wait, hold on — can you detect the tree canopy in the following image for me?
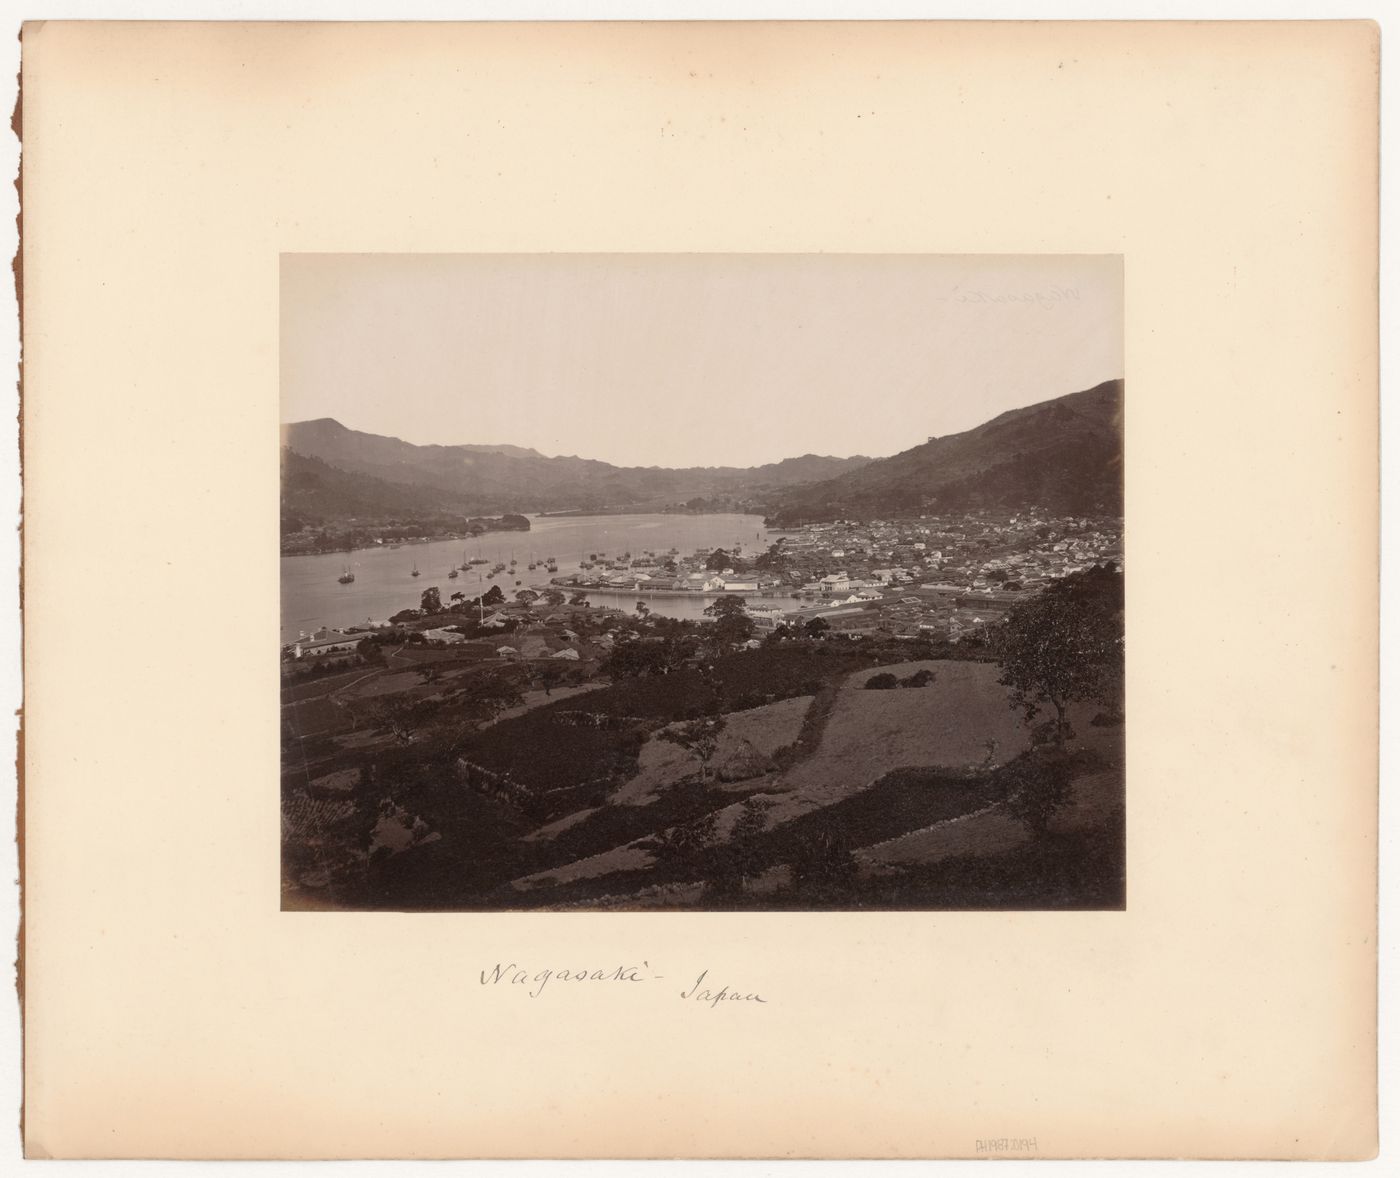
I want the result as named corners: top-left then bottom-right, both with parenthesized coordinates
top-left (602, 635), bottom-right (698, 679)
top-left (990, 564), bottom-right (1123, 747)
top-left (704, 595), bottom-right (754, 646)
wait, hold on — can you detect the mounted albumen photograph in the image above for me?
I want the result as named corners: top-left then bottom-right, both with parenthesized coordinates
top-left (281, 253), bottom-right (1124, 911)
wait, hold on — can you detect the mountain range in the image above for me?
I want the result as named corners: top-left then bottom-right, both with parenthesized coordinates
top-left (280, 378), bottom-right (1122, 527)
top-left (280, 418), bottom-right (873, 519)
top-left (766, 378), bottom-right (1123, 523)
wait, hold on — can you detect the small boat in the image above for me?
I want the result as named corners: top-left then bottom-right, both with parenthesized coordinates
top-left (411, 563), bottom-right (421, 578)
top-left (469, 557), bottom-right (488, 565)
top-left (448, 568), bottom-right (459, 579)
top-left (337, 566), bottom-right (355, 584)
top-left (459, 550), bottom-right (471, 571)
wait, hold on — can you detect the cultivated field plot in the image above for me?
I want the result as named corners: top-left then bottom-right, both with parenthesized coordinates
top-left (611, 694), bottom-right (814, 806)
top-left (764, 660), bottom-right (1029, 823)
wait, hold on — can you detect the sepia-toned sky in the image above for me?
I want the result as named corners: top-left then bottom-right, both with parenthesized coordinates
top-left (281, 254), bottom-right (1122, 468)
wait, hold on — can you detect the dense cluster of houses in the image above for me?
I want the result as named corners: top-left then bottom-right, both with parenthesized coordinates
top-left (286, 511), bottom-right (1122, 663)
top-left (749, 510), bottom-right (1122, 639)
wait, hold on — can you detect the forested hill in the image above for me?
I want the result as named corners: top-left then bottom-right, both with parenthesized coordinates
top-left (281, 447), bottom-right (470, 526)
top-left (767, 380), bottom-right (1123, 524)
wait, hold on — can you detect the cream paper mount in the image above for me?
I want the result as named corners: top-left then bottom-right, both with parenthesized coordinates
top-left (19, 20), bottom-right (1378, 1160)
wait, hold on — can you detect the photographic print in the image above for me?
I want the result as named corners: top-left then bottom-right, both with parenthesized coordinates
top-left (281, 254), bottom-right (1124, 911)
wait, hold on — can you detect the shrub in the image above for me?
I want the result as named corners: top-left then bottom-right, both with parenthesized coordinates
top-left (1001, 756), bottom-right (1074, 836)
top-left (864, 673), bottom-right (899, 690)
top-left (791, 828), bottom-right (857, 894)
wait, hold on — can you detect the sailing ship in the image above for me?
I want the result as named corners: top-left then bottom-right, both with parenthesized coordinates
top-left (411, 562), bottom-right (421, 578)
top-left (337, 566), bottom-right (355, 584)
top-left (448, 567), bottom-right (459, 579)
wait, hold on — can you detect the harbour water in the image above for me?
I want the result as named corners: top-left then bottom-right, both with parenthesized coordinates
top-left (281, 512), bottom-right (799, 643)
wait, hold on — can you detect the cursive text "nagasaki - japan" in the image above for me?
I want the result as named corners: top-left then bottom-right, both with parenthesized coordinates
top-left (479, 962), bottom-right (767, 1007)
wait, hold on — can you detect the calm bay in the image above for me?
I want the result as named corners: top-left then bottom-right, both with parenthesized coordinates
top-left (280, 512), bottom-right (797, 643)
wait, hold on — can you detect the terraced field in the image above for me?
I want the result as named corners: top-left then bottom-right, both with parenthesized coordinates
top-left (761, 660), bottom-right (1030, 823)
top-left (505, 661), bottom-right (1075, 899)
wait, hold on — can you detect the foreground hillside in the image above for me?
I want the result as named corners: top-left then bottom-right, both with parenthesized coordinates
top-left (283, 622), bottom-right (1124, 912)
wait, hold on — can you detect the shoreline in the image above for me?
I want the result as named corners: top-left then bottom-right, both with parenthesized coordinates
top-left (553, 584), bottom-right (793, 600)
top-left (281, 529), bottom-right (530, 560)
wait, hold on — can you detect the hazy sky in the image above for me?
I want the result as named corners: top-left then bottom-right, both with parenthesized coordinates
top-left (281, 254), bottom-right (1121, 468)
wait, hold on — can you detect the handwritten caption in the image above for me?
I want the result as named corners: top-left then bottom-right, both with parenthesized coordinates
top-left (480, 962), bottom-right (768, 1008)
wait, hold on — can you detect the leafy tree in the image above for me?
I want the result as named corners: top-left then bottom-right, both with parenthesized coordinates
top-left (704, 594), bottom-right (754, 647)
top-left (355, 695), bottom-right (441, 744)
top-left (602, 635), bottom-right (696, 680)
top-left (731, 795), bottom-right (770, 847)
top-left (1001, 756), bottom-right (1074, 836)
top-left (705, 548), bottom-right (732, 571)
top-left (569, 591), bottom-right (590, 607)
top-left (420, 586), bottom-right (442, 614)
top-left (705, 594), bottom-right (747, 620)
top-left (991, 565), bottom-right (1123, 748)
top-left (534, 662), bottom-right (568, 696)
top-left (659, 716), bottom-right (727, 783)
top-left (753, 542), bottom-right (789, 572)
top-left (542, 589), bottom-right (567, 607)
top-left (707, 795), bottom-right (775, 897)
top-left (480, 584), bottom-right (506, 607)
top-left (803, 616), bottom-right (830, 639)
top-left (444, 673), bottom-right (525, 736)
top-left (602, 640), bottom-right (648, 680)
top-left (714, 613), bottom-right (755, 647)
top-left (764, 624), bottom-right (793, 646)
top-left (635, 601), bottom-right (651, 620)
